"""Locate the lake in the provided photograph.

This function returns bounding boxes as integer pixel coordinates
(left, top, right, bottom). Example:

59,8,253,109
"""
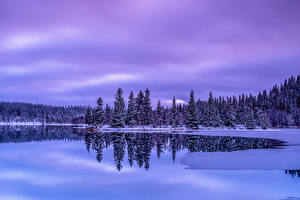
0,126,299,200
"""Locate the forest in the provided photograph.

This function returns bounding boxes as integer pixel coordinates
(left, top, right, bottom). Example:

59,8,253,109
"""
0,75,299,128
85,75,300,129
0,102,86,124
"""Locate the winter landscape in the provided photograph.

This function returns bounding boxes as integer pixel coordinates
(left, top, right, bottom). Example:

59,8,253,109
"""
1,0,300,200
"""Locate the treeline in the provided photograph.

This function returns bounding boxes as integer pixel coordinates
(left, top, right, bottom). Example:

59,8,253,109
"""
0,102,87,124
86,75,300,129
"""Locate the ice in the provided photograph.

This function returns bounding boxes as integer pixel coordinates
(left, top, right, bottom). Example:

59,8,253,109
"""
181,129,300,170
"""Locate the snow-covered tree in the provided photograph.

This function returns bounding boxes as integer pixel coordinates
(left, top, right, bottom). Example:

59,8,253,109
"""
110,88,126,128
85,106,93,125
156,100,163,127
246,109,255,129
224,97,237,128
143,89,152,126
126,91,137,127
93,97,105,127
171,96,178,128
136,90,144,126
203,92,221,127
186,90,199,129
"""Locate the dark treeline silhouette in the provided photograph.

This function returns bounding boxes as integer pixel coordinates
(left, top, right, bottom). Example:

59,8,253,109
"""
0,126,84,143
0,102,87,124
85,132,284,171
285,169,300,179
86,75,300,129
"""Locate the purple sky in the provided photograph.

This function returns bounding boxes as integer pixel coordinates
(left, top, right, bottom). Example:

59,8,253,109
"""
0,0,300,106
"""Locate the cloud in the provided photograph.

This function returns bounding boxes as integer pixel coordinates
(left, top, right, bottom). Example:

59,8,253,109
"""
46,152,135,173
163,174,230,190
0,195,36,200
51,73,142,92
0,170,71,186
0,0,299,105
1,28,84,51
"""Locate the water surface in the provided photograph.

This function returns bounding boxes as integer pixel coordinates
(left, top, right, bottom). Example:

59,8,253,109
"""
0,126,299,200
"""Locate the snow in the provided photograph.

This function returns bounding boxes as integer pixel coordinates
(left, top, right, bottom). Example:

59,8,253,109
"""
181,129,300,170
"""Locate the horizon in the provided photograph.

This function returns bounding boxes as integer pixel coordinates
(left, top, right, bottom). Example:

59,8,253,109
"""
1,0,300,106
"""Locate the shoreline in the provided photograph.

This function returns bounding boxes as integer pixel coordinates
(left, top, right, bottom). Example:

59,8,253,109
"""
0,122,84,126
0,122,297,132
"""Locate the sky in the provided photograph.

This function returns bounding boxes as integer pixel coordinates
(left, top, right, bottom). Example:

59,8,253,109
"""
0,0,300,106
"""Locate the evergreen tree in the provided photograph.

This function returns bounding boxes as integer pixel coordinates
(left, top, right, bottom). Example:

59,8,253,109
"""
110,88,126,128
186,90,199,129
203,92,221,127
93,97,105,127
224,97,237,128
156,100,163,127
136,90,145,126
246,109,255,129
85,106,93,125
143,89,152,126
171,96,178,128
126,91,137,127
104,104,112,124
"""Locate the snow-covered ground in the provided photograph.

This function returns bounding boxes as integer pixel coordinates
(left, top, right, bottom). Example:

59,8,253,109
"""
181,129,300,170
89,125,281,133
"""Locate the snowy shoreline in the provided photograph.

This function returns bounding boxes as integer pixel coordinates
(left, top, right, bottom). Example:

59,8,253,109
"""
92,127,281,133
0,122,293,132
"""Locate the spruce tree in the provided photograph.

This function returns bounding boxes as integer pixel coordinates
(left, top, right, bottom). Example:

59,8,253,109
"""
85,106,93,125
203,92,221,127
171,96,178,128
136,90,145,126
94,97,105,127
224,97,237,128
156,100,163,127
186,90,199,129
110,88,126,128
126,91,137,127
104,104,112,124
246,109,255,129
143,89,152,126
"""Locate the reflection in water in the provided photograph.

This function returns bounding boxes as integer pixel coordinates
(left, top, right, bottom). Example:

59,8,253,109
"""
285,170,300,179
0,126,84,143
85,131,284,171
0,126,284,171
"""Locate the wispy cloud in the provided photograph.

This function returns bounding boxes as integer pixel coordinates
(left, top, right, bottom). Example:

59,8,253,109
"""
51,73,142,92
0,170,71,186
46,152,135,173
0,195,36,200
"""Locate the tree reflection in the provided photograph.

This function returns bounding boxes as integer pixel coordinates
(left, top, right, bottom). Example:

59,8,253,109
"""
285,170,300,178
83,132,284,171
0,126,284,171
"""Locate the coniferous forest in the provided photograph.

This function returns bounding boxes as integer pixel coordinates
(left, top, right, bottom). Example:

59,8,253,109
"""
85,75,300,129
0,75,299,128
0,102,86,124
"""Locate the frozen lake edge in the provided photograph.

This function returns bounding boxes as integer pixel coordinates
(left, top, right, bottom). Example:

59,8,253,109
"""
181,129,300,170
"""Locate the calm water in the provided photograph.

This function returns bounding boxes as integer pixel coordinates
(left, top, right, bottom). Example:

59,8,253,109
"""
0,126,299,200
